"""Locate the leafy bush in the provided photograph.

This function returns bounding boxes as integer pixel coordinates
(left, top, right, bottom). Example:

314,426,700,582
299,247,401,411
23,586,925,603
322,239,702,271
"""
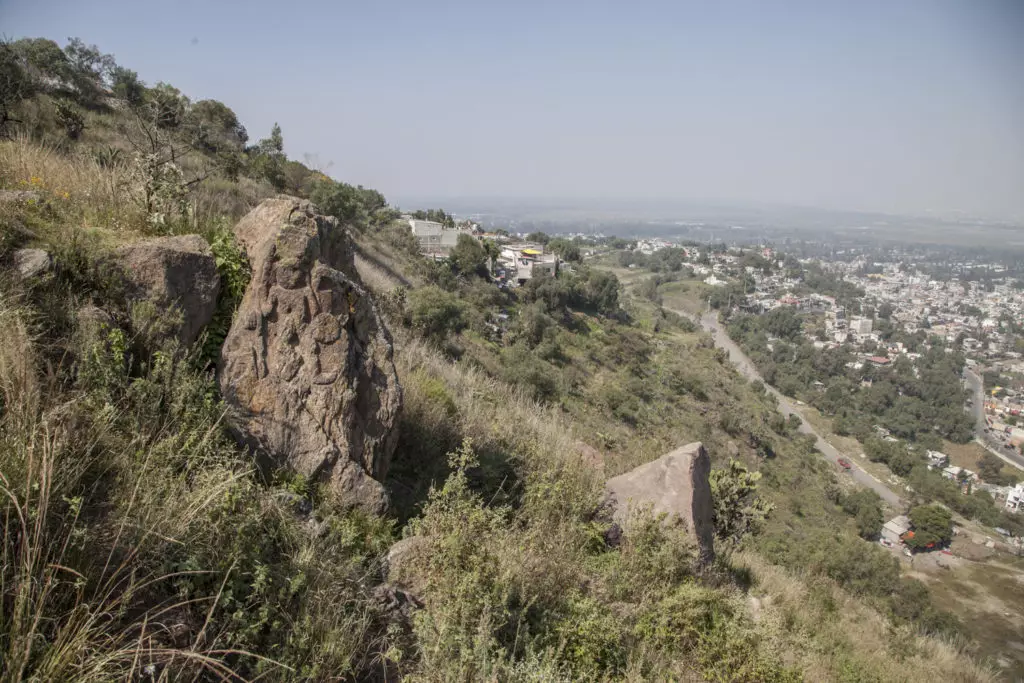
709,460,775,549
310,177,370,228
500,344,560,401
407,285,466,343
200,227,251,366
839,489,884,539
449,232,489,277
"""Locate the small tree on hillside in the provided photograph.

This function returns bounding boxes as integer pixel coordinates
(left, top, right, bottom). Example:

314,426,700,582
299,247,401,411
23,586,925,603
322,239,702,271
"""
547,237,581,262
978,452,1016,486
250,122,286,190
907,504,953,551
111,66,145,106
449,233,489,278
407,286,466,343
0,42,33,136
839,489,884,539
63,37,115,107
310,180,366,226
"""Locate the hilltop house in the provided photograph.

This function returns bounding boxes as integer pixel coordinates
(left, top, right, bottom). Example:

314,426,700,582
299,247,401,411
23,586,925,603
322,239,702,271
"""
925,450,949,468
498,246,558,285
409,219,473,256
881,515,911,546
1007,483,1024,513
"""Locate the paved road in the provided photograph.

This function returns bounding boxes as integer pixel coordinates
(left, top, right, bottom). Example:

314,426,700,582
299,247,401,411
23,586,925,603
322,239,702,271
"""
689,309,904,507
963,368,1024,471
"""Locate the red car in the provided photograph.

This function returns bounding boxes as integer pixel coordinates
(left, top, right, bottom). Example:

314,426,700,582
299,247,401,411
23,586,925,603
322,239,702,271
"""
837,458,852,470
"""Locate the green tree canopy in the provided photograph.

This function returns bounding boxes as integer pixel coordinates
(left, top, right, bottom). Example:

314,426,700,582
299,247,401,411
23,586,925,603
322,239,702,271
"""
572,269,620,315
310,179,369,227
840,489,884,539
111,66,145,106
547,237,582,262
449,233,489,278
907,504,953,550
407,286,466,342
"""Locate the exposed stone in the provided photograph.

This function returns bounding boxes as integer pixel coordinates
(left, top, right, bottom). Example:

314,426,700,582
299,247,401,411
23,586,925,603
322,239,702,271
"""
12,248,53,280
604,442,715,567
384,536,429,588
372,583,422,616
219,197,402,513
113,235,220,345
0,190,43,205
77,304,114,333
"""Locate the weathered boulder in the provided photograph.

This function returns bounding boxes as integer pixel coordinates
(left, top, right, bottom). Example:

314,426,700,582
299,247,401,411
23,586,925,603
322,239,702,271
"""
604,442,715,567
13,248,53,280
219,197,402,513
114,235,220,345
385,536,428,581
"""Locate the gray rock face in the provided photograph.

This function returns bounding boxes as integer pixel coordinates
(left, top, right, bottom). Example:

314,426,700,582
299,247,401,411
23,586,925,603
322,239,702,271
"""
219,197,402,513
13,248,53,280
604,442,715,567
114,235,220,345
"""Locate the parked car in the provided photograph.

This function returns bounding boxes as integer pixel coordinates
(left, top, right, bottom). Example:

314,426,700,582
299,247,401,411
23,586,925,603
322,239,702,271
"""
837,458,852,470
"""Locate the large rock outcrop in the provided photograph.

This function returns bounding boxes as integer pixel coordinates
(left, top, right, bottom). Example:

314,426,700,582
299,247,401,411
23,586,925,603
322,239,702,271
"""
219,197,402,513
114,234,220,345
604,442,715,567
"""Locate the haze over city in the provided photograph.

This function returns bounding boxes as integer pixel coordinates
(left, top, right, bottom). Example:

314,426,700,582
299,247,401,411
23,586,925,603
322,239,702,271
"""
4,0,1024,218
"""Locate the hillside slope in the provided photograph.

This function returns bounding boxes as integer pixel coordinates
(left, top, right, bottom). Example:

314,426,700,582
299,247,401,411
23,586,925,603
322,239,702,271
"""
0,36,997,681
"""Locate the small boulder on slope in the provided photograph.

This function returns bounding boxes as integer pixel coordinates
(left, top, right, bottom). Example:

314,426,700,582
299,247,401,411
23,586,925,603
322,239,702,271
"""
113,234,220,345
604,441,716,567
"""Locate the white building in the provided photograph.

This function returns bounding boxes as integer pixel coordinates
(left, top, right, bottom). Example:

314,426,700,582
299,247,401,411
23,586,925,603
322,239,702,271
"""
1007,484,1024,513
881,515,910,545
851,318,873,335
925,450,949,468
498,247,558,285
941,465,978,483
409,219,472,255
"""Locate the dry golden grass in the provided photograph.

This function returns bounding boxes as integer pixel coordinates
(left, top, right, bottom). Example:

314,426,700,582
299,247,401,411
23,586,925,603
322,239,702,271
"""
736,551,996,682
396,330,589,482
355,251,405,295
0,296,285,681
0,136,148,242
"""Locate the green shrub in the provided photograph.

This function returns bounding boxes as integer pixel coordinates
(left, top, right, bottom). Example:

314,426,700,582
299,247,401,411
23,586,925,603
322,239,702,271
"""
407,285,466,343
200,227,250,366
554,595,627,677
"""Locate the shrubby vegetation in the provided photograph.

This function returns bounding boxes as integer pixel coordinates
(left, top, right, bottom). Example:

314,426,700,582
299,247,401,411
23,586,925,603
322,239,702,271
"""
727,309,974,443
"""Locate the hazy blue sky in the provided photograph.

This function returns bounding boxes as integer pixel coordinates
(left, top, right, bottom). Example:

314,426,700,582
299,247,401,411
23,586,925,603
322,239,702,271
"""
4,0,1023,217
